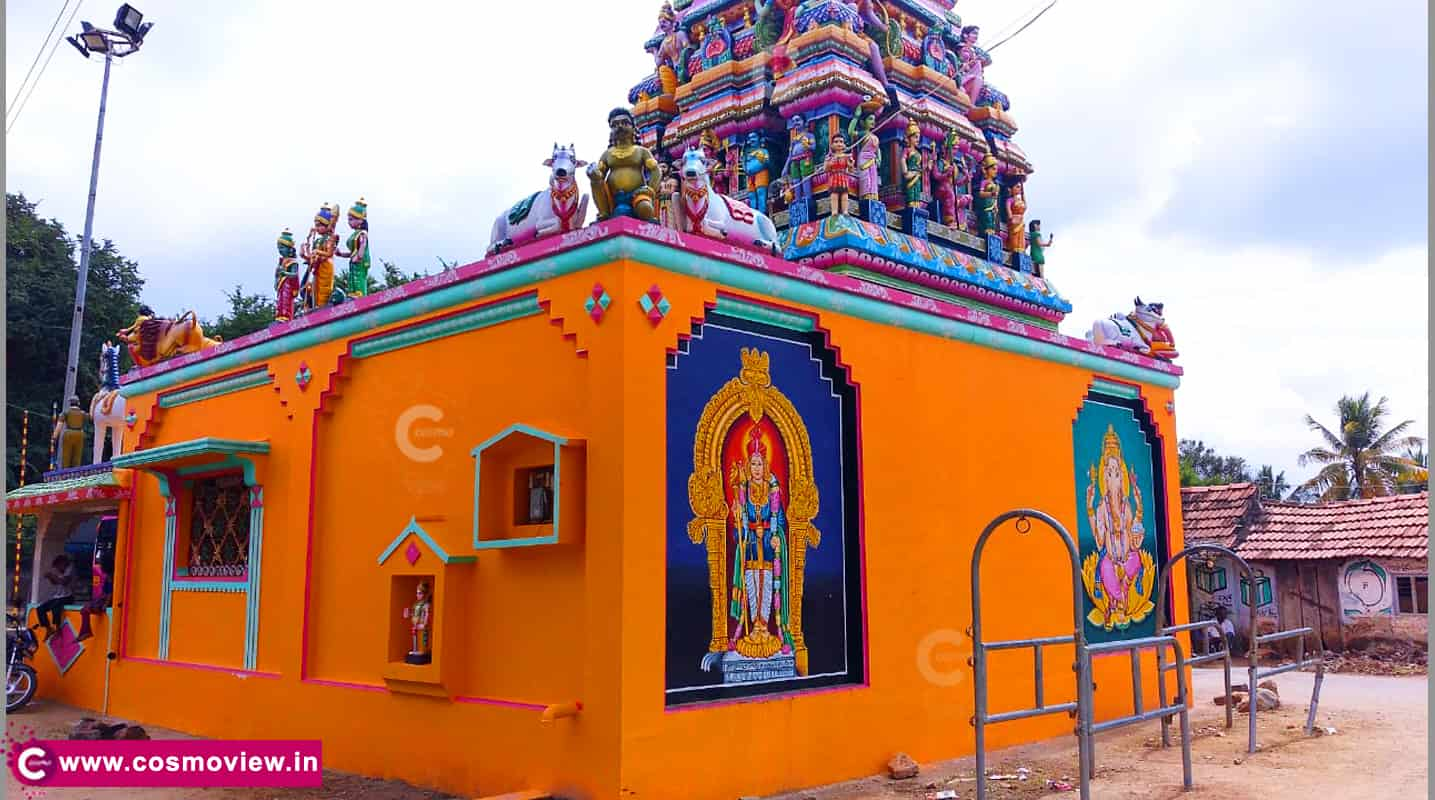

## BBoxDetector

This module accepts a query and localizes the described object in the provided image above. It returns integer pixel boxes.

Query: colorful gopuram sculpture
[1086,298,1179,361]
[587,108,661,222]
[1028,220,1053,276]
[275,228,301,323]
[611,0,1067,314]
[672,146,779,250]
[116,305,222,368]
[338,198,371,298]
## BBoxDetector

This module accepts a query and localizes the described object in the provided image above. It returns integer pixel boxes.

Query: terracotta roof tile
[1179,483,1259,548]
[1234,491,1429,561]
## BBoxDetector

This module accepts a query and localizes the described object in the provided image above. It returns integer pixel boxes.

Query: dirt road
[6,669,1426,799]
[768,669,1428,800]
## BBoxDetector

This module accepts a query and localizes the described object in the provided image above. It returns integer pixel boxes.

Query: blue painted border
[470,425,570,550]
[157,367,273,409]
[377,517,478,566]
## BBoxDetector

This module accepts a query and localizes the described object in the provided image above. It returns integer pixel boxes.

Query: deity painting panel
[1072,393,1169,643]
[665,309,863,705]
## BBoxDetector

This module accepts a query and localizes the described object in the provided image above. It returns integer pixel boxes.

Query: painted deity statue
[1028,219,1053,276]
[975,155,1000,236]
[1085,426,1146,630]
[754,0,800,76]
[1005,179,1028,252]
[116,304,222,368]
[402,582,434,664]
[336,198,370,298]
[699,129,734,196]
[587,107,661,222]
[823,132,855,216]
[274,228,301,323]
[650,1,691,95]
[742,131,771,215]
[848,102,883,202]
[52,395,88,469]
[659,161,679,228]
[900,121,924,208]
[929,131,970,229]
[957,25,992,107]
[89,342,126,463]
[300,202,341,312]
[727,428,794,659]
[851,0,896,93]
[778,114,815,207]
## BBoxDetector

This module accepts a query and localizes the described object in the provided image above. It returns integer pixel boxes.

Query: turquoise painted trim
[117,233,1177,397]
[622,239,1182,389]
[1089,378,1142,400]
[351,293,542,360]
[470,426,568,550]
[469,423,569,456]
[159,509,176,660]
[120,241,622,398]
[158,368,273,409]
[171,580,247,593]
[711,295,817,332]
[377,517,478,565]
[243,499,264,670]
[113,438,270,470]
[827,265,1056,330]
[176,455,258,487]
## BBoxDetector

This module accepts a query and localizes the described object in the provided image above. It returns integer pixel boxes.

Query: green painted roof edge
[111,438,271,469]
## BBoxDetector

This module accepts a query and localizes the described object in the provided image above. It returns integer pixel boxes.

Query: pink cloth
[1099,549,1142,606]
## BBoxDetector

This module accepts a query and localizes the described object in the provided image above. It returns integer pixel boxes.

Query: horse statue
[488,143,590,256]
[116,306,223,368]
[671,146,779,253]
[90,342,127,463]
[1086,297,1179,360]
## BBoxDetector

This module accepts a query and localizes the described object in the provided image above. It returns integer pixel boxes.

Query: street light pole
[61,49,114,408]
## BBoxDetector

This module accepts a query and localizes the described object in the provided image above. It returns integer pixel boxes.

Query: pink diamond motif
[404,541,422,566]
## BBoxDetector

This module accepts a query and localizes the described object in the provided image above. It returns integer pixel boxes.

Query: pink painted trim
[665,682,869,714]
[301,677,387,693]
[122,655,280,679]
[118,495,138,659]
[452,695,550,712]
[120,218,1180,387]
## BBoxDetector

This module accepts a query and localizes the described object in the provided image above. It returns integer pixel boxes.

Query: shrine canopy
[6,468,133,514]
[110,438,270,485]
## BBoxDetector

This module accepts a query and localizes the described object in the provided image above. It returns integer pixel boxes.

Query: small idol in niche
[402,582,433,665]
[528,469,554,524]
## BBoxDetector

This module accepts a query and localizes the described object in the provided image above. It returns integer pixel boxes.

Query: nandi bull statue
[671,146,779,253]
[1086,297,1178,360]
[489,143,590,255]
[91,342,127,463]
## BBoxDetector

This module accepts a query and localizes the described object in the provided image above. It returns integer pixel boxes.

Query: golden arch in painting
[686,347,821,675]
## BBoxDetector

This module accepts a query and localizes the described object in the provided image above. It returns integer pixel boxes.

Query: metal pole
[62,50,114,409]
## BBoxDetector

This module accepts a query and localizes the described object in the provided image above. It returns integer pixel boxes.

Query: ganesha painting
[1073,397,1166,641]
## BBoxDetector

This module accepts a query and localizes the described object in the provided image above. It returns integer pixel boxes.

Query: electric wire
[6,0,72,123]
[987,0,1059,52]
[7,0,86,135]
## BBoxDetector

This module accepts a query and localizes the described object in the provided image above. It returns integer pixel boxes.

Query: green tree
[6,193,143,484]
[1297,393,1424,501]
[1395,443,1428,494]
[201,285,275,343]
[1178,439,1253,487]
[1255,465,1289,500]
[369,259,425,294]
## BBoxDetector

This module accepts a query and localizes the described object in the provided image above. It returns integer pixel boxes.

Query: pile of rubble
[1319,640,1428,676]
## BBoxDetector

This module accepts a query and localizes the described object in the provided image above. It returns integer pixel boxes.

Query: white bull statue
[489,143,590,255]
[671,146,779,253]
[1086,296,1179,360]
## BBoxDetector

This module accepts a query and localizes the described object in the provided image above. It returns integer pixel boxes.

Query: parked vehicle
[7,612,39,712]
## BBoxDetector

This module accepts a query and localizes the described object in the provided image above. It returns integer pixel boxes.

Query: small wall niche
[388,574,436,666]
[375,517,473,697]
[471,424,585,550]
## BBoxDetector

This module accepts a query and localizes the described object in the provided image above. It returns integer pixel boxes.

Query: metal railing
[969,509,1194,800]
[1152,544,1326,753]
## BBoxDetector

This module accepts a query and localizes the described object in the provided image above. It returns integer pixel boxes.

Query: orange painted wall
[43,252,1187,800]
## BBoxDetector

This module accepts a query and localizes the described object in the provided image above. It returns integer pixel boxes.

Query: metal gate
[1153,544,1327,752]
[969,510,1193,800]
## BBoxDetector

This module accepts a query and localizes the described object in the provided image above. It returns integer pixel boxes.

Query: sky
[5,0,1429,488]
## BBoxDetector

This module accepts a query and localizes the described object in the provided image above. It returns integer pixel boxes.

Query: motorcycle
[7,612,39,712]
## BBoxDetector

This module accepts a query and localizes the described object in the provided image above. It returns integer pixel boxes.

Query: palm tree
[1297,393,1424,501]
[1396,444,1429,494]
[1255,465,1288,500]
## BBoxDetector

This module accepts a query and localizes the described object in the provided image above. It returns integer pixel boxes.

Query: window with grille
[1194,563,1227,594]
[187,475,251,577]
[1395,575,1428,615]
